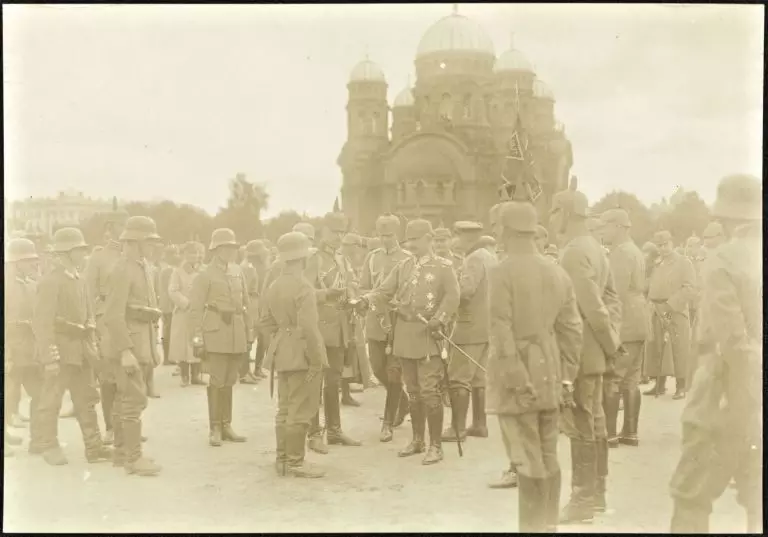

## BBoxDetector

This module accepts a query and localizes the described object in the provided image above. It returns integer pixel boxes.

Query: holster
[55,318,95,339]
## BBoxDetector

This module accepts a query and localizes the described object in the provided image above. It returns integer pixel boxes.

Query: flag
[500,111,542,203]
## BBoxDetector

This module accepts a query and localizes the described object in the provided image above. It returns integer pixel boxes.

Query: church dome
[393,86,415,107]
[533,78,555,101]
[416,12,495,58]
[349,59,386,83]
[495,48,534,73]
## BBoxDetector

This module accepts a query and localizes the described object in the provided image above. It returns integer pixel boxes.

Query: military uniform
[364,219,460,465]
[33,228,110,466]
[158,251,177,365]
[600,209,648,448]
[644,230,697,398]
[189,228,251,447]
[239,240,267,384]
[359,215,412,442]
[103,216,163,475]
[488,202,583,532]
[551,187,622,523]
[4,239,43,453]
[433,227,463,269]
[260,232,329,478]
[442,221,497,443]
[669,174,762,533]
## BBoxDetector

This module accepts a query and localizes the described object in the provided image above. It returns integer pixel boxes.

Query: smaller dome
[393,86,415,107]
[349,59,386,83]
[495,48,534,73]
[533,78,555,101]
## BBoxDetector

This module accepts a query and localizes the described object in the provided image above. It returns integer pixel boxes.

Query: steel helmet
[277,231,312,262]
[6,238,39,262]
[551,177,589,219]
[245,239,269,257]
[292,222,316,241]
[120,216,161,242]
[711,174,762,221]
[342,232,363,247]
[500,201,538,233]
[209,228,238,250]
[51,227,88,253]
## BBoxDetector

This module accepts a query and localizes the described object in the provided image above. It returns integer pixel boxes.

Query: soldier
[535,224,549,254]
[599,209,648,447]
[441,221,496,443]
[367,236,382,253]
[189,228,251,447]
[550,185,622,524]
[247,239,272,380]
[305,213,361,453]
[4,238,42,455]
[669,174,762,533]
[239,239,269,385]
[433,227,463,268]
[258,232,328,478]
[103,216,163,476]
[84,209,128,445]
[159,245,180,366]
[360,214,412,442]
[339,232,367,405]
[478,234,497,255]
[644,230,696,399]
[360,219,459,465]
[488,201,583,532]
[701,221,725,251]
[33,228,112,466]
[168,242,205,386]
[544,244,559,262]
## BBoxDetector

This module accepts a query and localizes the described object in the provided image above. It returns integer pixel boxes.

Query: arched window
[415,179,425,200]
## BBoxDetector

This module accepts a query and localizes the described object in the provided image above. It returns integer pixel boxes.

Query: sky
[3,3,764,218]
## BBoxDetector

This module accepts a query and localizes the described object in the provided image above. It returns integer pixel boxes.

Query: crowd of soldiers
[3,173,761,533]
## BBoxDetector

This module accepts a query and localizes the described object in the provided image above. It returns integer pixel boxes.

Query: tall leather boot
[275,423,287,476]
[560,439,596,524]
[341,380,360,407]
[467,387,488,437]
[619,388,640,446]
[191,363,204,385]
[518,475,547,533]
[221,387,246,442]
[643,375,666,396]
[673,377,687,400]
[286,424,325,478]
[393,388,410,427]
[594,438,608,513]
[544,470,562,532]
[422,404,444,465]
[326,381,360,446]
[100,382,115,444]
[307,413,328,454]
[670,500,710,533]
[398,399,425,457]
[180,363,190,387]
[442,388,469,442]
[603,390,620,448]
[207,387,222,447]
[380,383,400,443]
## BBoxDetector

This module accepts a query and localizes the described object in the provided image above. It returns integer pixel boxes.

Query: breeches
[6,365,44,448]
[276,371,322,428]
[560,374,606,441]
[498,410,560,479]
[207,353,245,388]
[447,342,488,392]
[646,311,690,378]
[401,355,445,412]
[38,363,101,452]
[113,361,151,463]
[368,340,403,385]
[614,341,645,392]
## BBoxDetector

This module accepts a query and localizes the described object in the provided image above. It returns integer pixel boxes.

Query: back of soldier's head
[500,202,538,244]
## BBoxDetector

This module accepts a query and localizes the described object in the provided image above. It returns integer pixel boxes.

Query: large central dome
[416,13,495,58]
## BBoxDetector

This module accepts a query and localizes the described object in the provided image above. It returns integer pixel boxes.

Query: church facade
[338,9,573,234]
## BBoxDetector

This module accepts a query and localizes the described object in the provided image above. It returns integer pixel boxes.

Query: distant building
[8,189,114,237]
[338,7,573,233]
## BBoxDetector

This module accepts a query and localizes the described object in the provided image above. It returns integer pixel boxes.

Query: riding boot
[672,377,687,400]
[340,380,360,407]
[422,404,444,465]
[594,438,608,513]
[619,388,640,446]
[398,399,425,457]
[221,387,246,442]
[441,389,469,442]
[325,381,361,446]
[393,388,410,427]
[380,383,400,443]
[307,413,328,454]
[544,470,562,532]
[466,387,488,437]
[560,439,596,524]
[100,381,115,435]
[643,375,666,396]
[603,390,620,448]
[286,424,325,478]
[207,387,222,447]
[191,363,204,385]
[275,423,287,476]
[180,363,191,387]
[518,475,547,533]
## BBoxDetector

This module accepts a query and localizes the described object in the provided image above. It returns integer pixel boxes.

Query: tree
[590,190,655,246]
[213,173,270,242]
[657,191,710,245]
[262,210,326,245]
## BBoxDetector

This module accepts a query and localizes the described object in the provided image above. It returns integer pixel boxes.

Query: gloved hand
[426,316,444,337]
[120,350,140,376]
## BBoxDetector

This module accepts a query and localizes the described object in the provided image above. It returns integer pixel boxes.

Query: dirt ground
[3,367,751,533]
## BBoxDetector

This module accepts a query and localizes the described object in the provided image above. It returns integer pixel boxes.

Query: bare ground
[3,367,750,533]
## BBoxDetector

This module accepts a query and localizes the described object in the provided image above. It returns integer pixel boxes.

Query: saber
[417,315,487,373]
